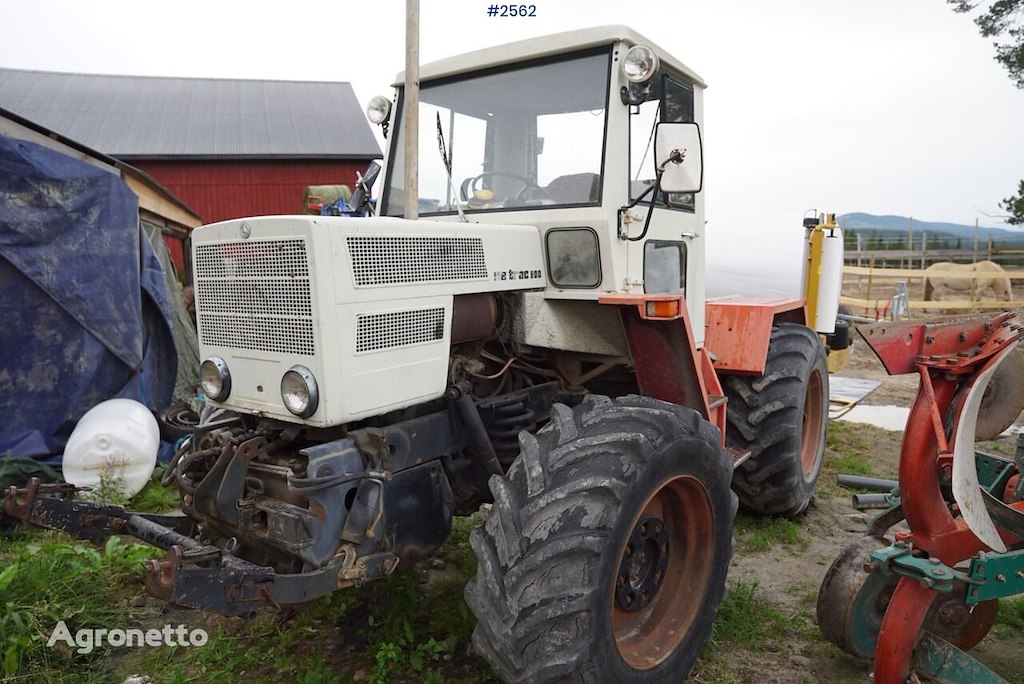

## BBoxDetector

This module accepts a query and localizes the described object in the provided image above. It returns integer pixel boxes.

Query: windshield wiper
[436,112,467,222]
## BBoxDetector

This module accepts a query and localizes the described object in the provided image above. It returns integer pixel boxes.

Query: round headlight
[200,356,231,402]
[281,365,319,418]
[366,95,392,125]
[622,45,660,83]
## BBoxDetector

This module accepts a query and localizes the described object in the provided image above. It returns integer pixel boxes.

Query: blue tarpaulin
[0,135,177,462]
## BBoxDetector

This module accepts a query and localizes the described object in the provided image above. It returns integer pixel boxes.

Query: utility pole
[404,0,420,219]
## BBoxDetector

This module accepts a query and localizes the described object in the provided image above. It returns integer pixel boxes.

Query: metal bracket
[869,542,966,593]
[965,547,1024,603]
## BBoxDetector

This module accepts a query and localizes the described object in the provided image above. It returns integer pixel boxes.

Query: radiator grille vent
[356,308,445,353]
[195,238,315,356]
[347,236,487,286]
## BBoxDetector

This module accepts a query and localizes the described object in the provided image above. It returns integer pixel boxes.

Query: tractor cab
[369,26,710,341]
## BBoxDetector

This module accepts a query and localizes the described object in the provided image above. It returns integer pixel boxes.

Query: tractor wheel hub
[616,515,668,612]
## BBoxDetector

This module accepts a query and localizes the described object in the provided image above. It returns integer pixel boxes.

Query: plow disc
[818,536,997,660]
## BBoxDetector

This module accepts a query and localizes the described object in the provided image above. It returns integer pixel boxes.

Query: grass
[1,471,489,683]
[994,596,1024,636]
[710,581,810,649]
[0,532,159,680]
[0,459,182,678]
[734,513,809,553]
[818,419,895,499]
[0,478,829,683]
[692,580,817,682]
[129,467,181,513]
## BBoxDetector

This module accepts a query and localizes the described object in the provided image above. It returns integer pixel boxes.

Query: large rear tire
[465,395,736,683]
[723,323,828,516]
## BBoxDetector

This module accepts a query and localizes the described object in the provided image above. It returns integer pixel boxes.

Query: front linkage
[3,477,392,616]
[3,381,561,617]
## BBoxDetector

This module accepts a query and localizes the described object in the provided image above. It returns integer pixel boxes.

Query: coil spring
[485,395,536,468]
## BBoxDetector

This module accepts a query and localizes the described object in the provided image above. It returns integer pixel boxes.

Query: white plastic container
[62,398,159,498]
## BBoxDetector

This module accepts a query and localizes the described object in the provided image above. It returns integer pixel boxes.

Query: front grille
[347,236,487,286]
[355,308,445,353]
[195,238,315,356]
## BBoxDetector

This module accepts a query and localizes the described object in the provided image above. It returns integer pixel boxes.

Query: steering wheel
[460,171,550,204]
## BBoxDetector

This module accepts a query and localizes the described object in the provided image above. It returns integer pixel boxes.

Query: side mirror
[655,122,703,194]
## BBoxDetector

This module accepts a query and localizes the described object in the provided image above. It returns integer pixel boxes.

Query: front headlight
[200,356,231,402]
[366,95,392,125]
[281,365,319,418]
[622,45,660,83]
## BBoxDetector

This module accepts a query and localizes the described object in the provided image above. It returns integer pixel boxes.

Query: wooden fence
[840,263,1024,314]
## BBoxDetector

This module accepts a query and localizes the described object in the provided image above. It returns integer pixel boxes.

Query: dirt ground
[713,336,1024,684]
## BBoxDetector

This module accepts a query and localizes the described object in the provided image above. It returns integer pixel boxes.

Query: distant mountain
[840,213,1024,242]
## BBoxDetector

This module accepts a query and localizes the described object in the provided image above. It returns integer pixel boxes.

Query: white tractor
[6,26,848,682]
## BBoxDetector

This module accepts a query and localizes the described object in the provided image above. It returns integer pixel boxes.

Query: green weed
[0,535,159,678]
[995,596,1024,635]
[708,581,804,651]
[734,513,809,553]
[832,453,875,477]
[79,458,132,506]
[826,419,869,457]
[129,471,181,513]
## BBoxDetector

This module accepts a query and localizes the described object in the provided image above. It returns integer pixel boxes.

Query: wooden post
[970,219,980,306]
[403,0,420,220]
[865,254,875,317]
[908,216,914,270]
[973,218,979,264]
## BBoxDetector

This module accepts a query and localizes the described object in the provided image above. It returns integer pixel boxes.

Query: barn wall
[135,159,372,224]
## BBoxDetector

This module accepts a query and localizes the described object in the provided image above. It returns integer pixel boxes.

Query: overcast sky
[2,0,1022,230]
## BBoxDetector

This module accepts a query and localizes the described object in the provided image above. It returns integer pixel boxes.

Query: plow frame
[855,311,1024,683]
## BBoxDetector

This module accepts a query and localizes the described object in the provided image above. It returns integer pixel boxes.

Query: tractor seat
[544,173,600,204]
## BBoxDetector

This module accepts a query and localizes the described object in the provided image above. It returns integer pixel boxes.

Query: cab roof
[394,25,706,88]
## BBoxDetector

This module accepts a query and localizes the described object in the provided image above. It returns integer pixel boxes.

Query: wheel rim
[800,368,825,478]
[612,475,714,671]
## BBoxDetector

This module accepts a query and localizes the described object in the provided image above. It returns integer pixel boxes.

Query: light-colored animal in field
[923,260,1013,301]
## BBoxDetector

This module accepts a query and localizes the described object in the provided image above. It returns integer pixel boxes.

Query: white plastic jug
[63,398,159,498]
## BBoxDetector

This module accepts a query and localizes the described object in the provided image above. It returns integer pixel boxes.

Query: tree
[950,0,1024,86]
[950,0,1024,223]
[1003,179,1024,225]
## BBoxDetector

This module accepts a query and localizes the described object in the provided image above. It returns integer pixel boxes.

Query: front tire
[465,395,736,683]
[723,323,828,516]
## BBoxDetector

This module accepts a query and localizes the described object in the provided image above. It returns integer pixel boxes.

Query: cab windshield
[383,50,610,216]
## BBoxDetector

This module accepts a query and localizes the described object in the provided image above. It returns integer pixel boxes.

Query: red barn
[0,68,381,225]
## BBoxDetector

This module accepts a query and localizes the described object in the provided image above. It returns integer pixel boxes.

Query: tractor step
[725,446,752,469]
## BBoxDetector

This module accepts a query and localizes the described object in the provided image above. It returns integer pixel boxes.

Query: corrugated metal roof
[0,69,381,160]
